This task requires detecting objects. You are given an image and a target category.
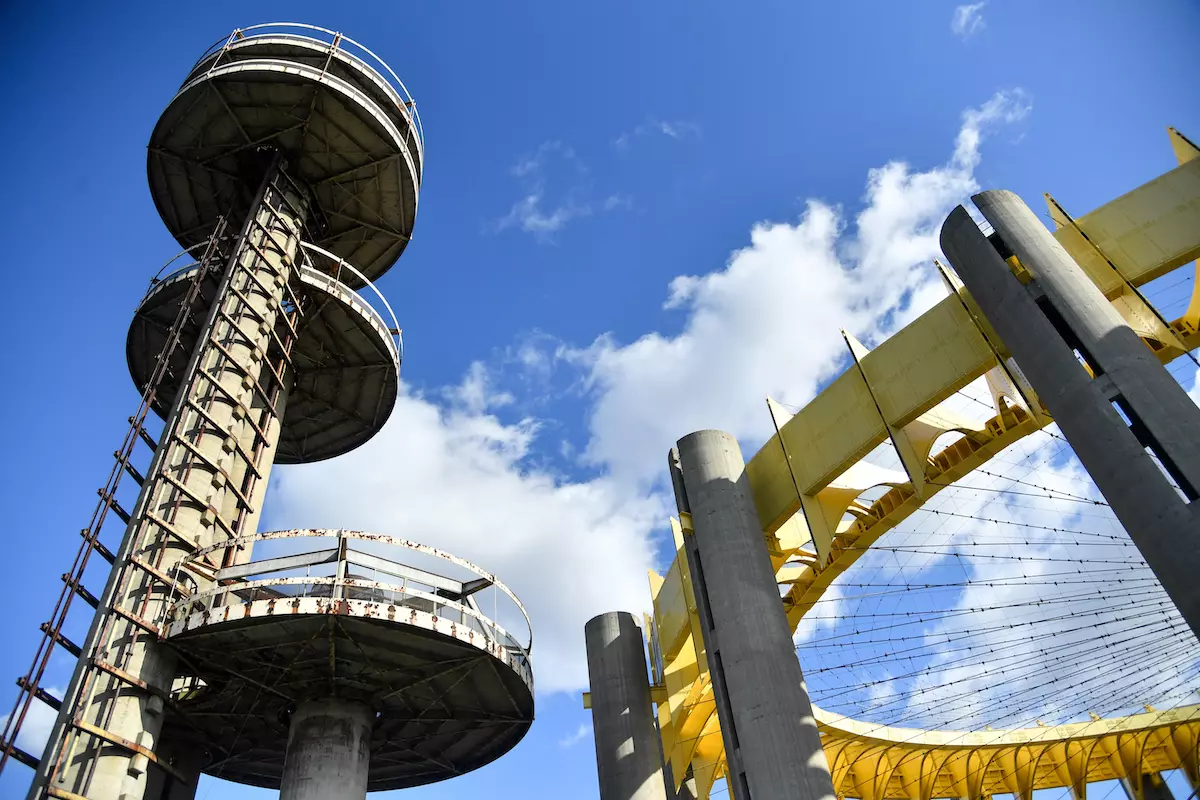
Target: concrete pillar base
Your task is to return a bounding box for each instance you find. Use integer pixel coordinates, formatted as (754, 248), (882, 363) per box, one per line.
(279, 699), (373, 800)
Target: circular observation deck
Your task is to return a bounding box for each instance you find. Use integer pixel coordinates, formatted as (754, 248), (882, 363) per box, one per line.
(127, 243), (401, 463)
(158, 530), (534, 790)
(149, 23), (423, 282)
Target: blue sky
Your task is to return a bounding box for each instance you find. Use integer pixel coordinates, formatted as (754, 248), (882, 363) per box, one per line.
(1, 1), (1198, 798)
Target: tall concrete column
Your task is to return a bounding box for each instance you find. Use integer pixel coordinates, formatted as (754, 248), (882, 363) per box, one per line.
(941, 192), (1200, 639)
(672, 430), (835, 800)
(585, 612), (668, 800)
(279, 700), (372, 800)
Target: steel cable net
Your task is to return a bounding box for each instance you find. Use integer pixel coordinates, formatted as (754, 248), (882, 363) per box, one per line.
(791, 377), (1200, 737)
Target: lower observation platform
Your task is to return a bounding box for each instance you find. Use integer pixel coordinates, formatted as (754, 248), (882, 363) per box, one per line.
(127, 242), (401, 463)
(159, 530), (534, 790)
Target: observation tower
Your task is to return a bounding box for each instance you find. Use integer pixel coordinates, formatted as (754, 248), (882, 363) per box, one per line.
(1, 23), (534, 800)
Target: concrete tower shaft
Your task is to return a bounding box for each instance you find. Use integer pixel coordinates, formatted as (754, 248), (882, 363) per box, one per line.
(34, 158), (310, 800)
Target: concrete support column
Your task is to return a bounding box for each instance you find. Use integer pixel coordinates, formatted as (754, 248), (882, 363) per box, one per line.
(1122, 773), (1176, 800)
(279, 700), (372, 800)
(940, 191), (1200, 639)
(672, 430), (835, 800)
(142, 739), (209, 800)
(674, 769), (699, 800)
(585, 612), (668, 800)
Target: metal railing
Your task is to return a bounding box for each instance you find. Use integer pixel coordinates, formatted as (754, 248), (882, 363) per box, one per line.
(299, 242), (404, 364)
(164, 530), (532, 663)
(138, 241), (403, 365)
(192, 23), (424, 160)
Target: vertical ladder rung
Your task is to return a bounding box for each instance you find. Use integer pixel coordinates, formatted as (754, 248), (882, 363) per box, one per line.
(39, 623), (81, 658)
(15, 678), (62, 711)
(61, 575), (98, 609)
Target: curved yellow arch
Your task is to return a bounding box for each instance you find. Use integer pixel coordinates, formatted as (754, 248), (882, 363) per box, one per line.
(642, 129), (1200, 799)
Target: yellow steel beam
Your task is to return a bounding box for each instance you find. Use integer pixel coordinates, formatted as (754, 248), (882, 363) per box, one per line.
(643, 128), (1200, 799)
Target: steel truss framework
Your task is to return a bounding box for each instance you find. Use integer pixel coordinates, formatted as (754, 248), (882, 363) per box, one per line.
(641, 128), (1200, 799)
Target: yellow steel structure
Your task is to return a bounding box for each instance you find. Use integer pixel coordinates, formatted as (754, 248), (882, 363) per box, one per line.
(640, 128), (1200, 800)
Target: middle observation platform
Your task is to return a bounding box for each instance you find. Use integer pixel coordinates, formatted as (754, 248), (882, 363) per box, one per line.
(127, 241), (403, 462)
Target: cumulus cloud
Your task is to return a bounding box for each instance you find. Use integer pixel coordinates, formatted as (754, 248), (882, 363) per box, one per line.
(1, 689), (63, 755)
(558, 722), (592, 748)
(575, 89), (1031, 487)
(269, 377), (666, 693)
(951, 2), (987, 39)
(494, 140), (629, 239)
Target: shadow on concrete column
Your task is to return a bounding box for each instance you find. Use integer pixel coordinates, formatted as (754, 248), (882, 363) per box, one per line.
(1122, 772), (1176, 800)
(585, 612), (668, 800)
(278, 699), (371, 800)
(940, 191), (1200, 639)
(673, 430), (836, 800)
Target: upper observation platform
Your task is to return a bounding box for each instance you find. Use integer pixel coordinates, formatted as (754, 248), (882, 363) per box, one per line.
(159, 530), (534, 790)
(148, 23), (423, 282)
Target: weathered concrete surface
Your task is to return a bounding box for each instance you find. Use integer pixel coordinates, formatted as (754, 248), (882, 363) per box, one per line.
(675, 430), (836, 800)
(941, 193), (1200, 640)
(586, 612), (668, 800)
(1123, 773), (1177, 800)
(279, 700), (373, 800)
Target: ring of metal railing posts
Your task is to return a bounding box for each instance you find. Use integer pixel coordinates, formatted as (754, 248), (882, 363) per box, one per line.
(141, 238), (404, 363)
(191, 22), (424, 158)
(161, 530), (533, 667)
(298, 242), (404, 362)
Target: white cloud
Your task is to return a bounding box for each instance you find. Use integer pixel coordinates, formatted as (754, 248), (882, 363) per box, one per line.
(1, 689), (63, 755)
(269, 380), (666, 694)
(275, 89), (1032, 698)
(494, 141), (628, 238)
(558, 722), (592, 748)
(574, 89), (1031, 487)
(446, 361), (514, 414)
(603, 194), (633, 211)
(951, 2), (987, 39)
(495, 193), (591, 237)
(614, 119), (701, 151)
